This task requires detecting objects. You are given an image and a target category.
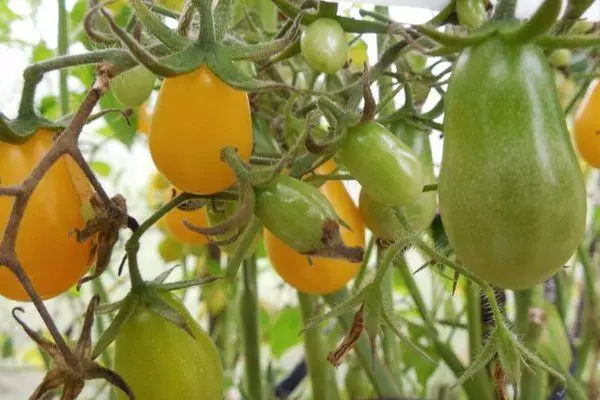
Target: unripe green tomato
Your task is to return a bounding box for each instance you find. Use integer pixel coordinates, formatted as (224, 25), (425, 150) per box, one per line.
(254, 175), (338, 253)
(410, 80), (431, 106)
(347, 38), (368, 73)
(548, 49), (571, 68)
(201, 280), (228, 315)
(158, 236), (184, 263)
(114, 292), (223, 399)
(111, 65), (156, 107)
(359, 190), (407, 241)
(301, 18), (348, 74)
(205, 200), (259, 258)
(392, 120), (437, 232)
(570, 20), (593, 35)
(456, 0), (487, 29)
(340, 121), (424, 208)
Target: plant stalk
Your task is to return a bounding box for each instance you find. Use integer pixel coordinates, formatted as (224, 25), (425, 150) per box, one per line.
(58, 0), (69, 116)
(298, 292), (340, 400)
(240, 255), (263, 400)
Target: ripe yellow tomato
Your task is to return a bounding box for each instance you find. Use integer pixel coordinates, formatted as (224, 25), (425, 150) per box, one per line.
(575, 79), (600, 168)
(137, 103), (152, 136)
(0, 130), (92, 300)
(265, 161), (364, 294)
(149, 65), (252, 194)
(160, 188), (209, 246)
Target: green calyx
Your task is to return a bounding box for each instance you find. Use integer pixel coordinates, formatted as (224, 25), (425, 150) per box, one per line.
(0, 115), (64, 144)
(96, 0), (304, 92)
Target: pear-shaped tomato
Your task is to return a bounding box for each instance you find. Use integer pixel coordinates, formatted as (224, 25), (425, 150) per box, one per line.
(114, 292), (223, 399)
(264, 162), (364, 294)
(574, 79), (600, 168)
(255, 174), (339, 254)
(340, 121), (424, 208)
(111, 65), (156, 108)
(439, 36), (586, 290)
(149, 65), (252, 194)
(301, 18), (348, 74)
(0, 129), (92, 300)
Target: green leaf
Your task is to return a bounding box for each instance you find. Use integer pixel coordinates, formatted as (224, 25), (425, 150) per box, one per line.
(267, 306), (303, 358)
(39, 96), (58, 119)
(32, 41), (53, 62)
(91, 161), (112, 177)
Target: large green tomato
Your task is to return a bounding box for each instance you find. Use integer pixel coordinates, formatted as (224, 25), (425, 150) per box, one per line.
(301, 18), (348, 74)
(111, 65), (156, 107)
(340, 121), (424, 208)
(439, 35), (586, 290)
(114, 292), (223, 399)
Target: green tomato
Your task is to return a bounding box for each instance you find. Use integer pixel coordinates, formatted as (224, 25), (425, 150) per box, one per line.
(205, 200), (260, 258)
(456, 0), (487, 29)
(347, 38), (368, 73)
(114, 292), (223, 399)
(340, 121), (424, 208)
(439, 36), (586, 290)
(301, 18), (348, 74)
(392, 120), (437, 232)
(111, 65), (156, 107)
(359, 190), (407, 241)
(548, 49), (571, 68)
(254, 175), (338, 254)
(158, 236), (184, 263)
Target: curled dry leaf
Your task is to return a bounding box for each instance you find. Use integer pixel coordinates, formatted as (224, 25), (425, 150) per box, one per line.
(327, 305), (365, 367)
(73, 193), (129, 289)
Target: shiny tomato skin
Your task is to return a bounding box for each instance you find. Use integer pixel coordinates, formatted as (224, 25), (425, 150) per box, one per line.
(114, 292), (223, 400)
(440, 36), (586, 290)
(255, 174), (339, 254)
(392, 120), (437, 232)
(340, 121), (424, 208)
(265, 162), (364, 294)
(574, 79), (600, 168)
(162, 203), (209, 246)
(301, 18), (348, 74)
(149, 65), (252, 194)
(111, 65), (156, 108)
(0, 130), (92, 300)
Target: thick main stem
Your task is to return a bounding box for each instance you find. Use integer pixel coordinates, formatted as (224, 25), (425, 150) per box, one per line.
(298, 292), (340, 400)
(240, 255), (263, 400)
(516, 286), (546, 400)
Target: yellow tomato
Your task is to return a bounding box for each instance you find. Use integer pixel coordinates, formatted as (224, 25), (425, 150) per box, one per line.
(149, 65), (252, 194)
(0, 130), (92, 300)
(137, 103), (152, 136)
(160, 188), (209, 246)
(265, 161), (364, 294)
(575, 80), (600, 168)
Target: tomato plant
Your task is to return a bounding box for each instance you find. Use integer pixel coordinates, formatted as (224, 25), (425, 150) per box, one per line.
(149, 65), (253, 194)
(301, 18), (348, 74)
(439, 35), (586, 290)
(111, 65), (156, 108)
(0, 129), (92, 300)
(205, 200), (259, 257)
(114, 292), (223, 399)
(264, 162), (364, 294)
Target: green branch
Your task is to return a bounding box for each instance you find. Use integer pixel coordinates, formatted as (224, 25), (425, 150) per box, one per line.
(57, 0), (69, 116)
(240, 256), (263, 400)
